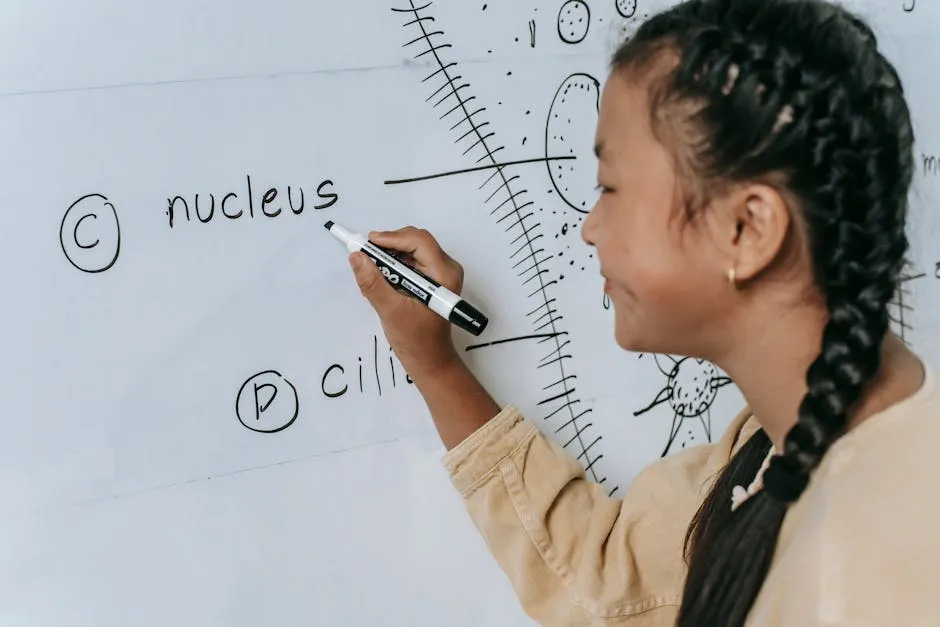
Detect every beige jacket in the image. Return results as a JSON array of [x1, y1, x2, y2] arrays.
[[442, 363, 940, 626]]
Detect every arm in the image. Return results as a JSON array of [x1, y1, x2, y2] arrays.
[[344, 226, 760, 624], [441, 403, 758, 626], [409, 356, 501, 451]]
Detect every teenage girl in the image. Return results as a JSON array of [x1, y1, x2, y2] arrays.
[[347, 0, 940, 624]]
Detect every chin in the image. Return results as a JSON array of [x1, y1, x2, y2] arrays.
[[613, 322, 650, 354]]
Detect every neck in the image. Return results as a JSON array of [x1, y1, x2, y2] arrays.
[[708, 302, 923, 452]]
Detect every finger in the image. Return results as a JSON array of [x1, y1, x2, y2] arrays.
[[348, 252, 402, 315], [368, 227, 448, 271]]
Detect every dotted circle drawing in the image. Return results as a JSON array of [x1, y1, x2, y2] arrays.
[[59, 193, 121, 273], [235, 370, 299, 434], [545, 73, 601, 214], [668, 359, 724, 418], [616, 0, 637, 18], [557, 0, 591, 44], [634, 355, 733, 457]]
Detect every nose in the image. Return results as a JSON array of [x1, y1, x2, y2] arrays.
[[581, 203, 599, 247]]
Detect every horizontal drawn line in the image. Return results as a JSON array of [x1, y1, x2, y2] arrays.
[[478, 165, 504, 190], [485, 175, 521, 203], [527, 298, 556, 317], [517, 253, 552, 274], [544, 374, 577, 390], [37, 433, 418, 514], [495, 200, 535, 222], [500, 209, 534, 229], [529, 280, 557, 298], [385, 156, 574, 185], [479, 145, 505, 162], [464, 332, 564, 351], [584, 455, 604, 474], [449, 106, 486, 131], [459, 120, 490, 145], [540, 340, 571, 363], [422, 62, 457, 83], [440, 94, 475, 119], [511, 229, 542, 248], [514, 251, 543, 271], [553, 408, 593, 433], [562, 422, 594, 448], [563, 423, 594, 449], [517, 258, 549, 278], [577, 437, 603, 461], [513, 234, 544, 259], [534, 316, 564, 332], [433, 83, 469, 108], [538, 387, 577, 406], [2, 60, 446, 99], [538, 353, 571, 368], [522, 269, 551, 286], [426, 75, 460, 101], [403, 30, 444, 47], [415, 42, 453, 59], [532, 307, 558, 327], [464, 131, 497, 155], [402, 15, 435, 28], [391, 2, 432, 12], [495, 199, 535, 222], [543, 400, 580, 421]]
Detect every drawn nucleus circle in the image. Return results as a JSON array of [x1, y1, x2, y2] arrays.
[[235, 370, 299, 434], [59, 193, 121, 273], [616, 0, 638, 18], [545, 73, 600, 214], [668, 359, 725, 417], [557, 0, 591, 44], [634, 355, 733, 457]]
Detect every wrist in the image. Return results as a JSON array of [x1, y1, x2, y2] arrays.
[[404, 344, 463, 384]]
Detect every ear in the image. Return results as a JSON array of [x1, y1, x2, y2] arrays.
[[713, 183, 791, 284]]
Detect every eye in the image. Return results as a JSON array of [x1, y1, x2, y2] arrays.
[[595, 184, 613, 194]]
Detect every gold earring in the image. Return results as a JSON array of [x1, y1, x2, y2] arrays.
[[727, 267, 737, 285]]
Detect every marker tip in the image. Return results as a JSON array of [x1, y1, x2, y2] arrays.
[[323, 220, 334, 230]]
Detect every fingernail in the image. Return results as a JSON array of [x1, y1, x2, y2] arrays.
[[348, 253, 362, 270]]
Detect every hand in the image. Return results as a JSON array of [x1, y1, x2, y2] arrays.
[[348, 226, 465, 382]]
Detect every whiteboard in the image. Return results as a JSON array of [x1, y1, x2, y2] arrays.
[[1, 1, 937, 625]]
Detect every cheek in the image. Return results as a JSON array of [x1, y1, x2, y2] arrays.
[[605, 219, 677, 297]]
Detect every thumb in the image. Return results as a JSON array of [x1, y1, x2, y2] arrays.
[[348, 252, 399, 314]]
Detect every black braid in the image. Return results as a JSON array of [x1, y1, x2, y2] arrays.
[[611, 1, 915, 625]]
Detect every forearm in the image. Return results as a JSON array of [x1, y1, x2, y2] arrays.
[[410, 356, 501, 450]]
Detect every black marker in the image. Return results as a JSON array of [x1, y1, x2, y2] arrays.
[[325, 221, 489, 336]]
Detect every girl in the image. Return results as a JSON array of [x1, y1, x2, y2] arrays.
[[347, 0, 939, 625]]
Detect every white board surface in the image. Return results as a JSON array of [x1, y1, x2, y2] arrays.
[[1, 1, 938, 625]]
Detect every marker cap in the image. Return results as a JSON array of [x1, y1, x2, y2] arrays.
[[449, 299, 489, 336]]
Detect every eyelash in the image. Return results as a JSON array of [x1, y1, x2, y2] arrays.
[[595, 184, 613, 193]]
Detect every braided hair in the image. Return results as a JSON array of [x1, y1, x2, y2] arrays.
[[611, 1, 915, 625]]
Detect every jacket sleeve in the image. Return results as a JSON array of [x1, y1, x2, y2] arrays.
[[441, 404, 760, 626]]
